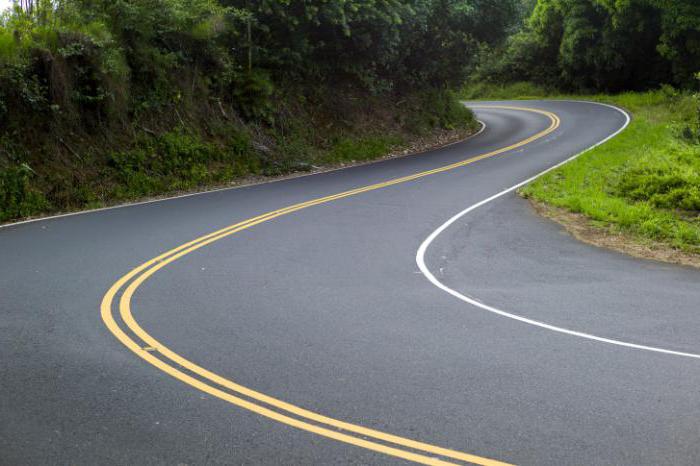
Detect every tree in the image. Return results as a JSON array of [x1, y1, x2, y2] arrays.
[[653, 0, 700, 88], [489, 0, 688, 91]]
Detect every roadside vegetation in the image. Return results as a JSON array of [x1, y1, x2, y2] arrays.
[[463, 0, 700, 257], [463, 83, 700, 254], [2, 0, 700, 261], [0, 0, 514, 222]]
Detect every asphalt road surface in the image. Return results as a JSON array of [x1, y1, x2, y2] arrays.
[[2, 101, 700, 466]]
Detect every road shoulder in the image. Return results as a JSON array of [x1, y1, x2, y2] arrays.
[[528, 198, 700, 269]]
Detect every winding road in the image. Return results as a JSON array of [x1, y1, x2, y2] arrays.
[[2, 101, 700, 465]]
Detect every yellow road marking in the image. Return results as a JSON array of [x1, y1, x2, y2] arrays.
[[101, 106, 560, 465]]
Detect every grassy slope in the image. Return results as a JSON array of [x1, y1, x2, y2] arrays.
[[461, 83, 700, 254], [1, 90, 477, 223]]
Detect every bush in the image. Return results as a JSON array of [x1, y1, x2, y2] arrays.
[[327, 136, 402, 164], [109, 129, 252, 198], [479, 0, 700, 93], [613, 144, 700, 213], [0, 163, 49, 221], [231, 71, 275, 122], [403, 90, 477, 134], [460, 81, 554, 100]]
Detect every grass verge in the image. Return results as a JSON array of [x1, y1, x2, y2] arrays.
[[461, 82, 700, 259]]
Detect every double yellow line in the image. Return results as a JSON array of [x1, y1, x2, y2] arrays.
[[101, 106, 560, 465]]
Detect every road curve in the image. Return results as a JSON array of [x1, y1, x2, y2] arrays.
[[2, 101, 699, 465]]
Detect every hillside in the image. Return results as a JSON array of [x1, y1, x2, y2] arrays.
[[0, 0, 519, 222]]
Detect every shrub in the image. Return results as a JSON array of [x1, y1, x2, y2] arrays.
[[327, 136, 402, 164], [613, 146, 700, 213], [109, 129, 253, 198], [404, 90, 476, 134], [231, 71, 275, 122], [0, 163, 49, 221]]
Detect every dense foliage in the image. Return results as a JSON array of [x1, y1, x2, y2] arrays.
[[4, 0, 699, 228], [477, 0, 700, 92], [0, 0, 519, 130], [462, 1, 700, 254], [1, 0, 519, 221]]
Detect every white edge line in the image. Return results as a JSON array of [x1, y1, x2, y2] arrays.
[[0, 121, 487, 231], [417, 100, 700, 360]]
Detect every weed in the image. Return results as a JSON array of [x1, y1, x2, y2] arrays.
[[109, 129, 254, 198], [0, 163, 49, 221], [325, 136, 402, 164]]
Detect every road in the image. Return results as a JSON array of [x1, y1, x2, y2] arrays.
[[2, 101, 700, 465]]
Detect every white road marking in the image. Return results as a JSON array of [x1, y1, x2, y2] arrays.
[[417, 101, 700, 360]]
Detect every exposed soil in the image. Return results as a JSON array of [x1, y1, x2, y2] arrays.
[[528, 199, 700, 269]]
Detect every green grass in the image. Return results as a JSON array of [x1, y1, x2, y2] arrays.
[[325, 135, 404, 164], [462, 82, 700, 253]]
